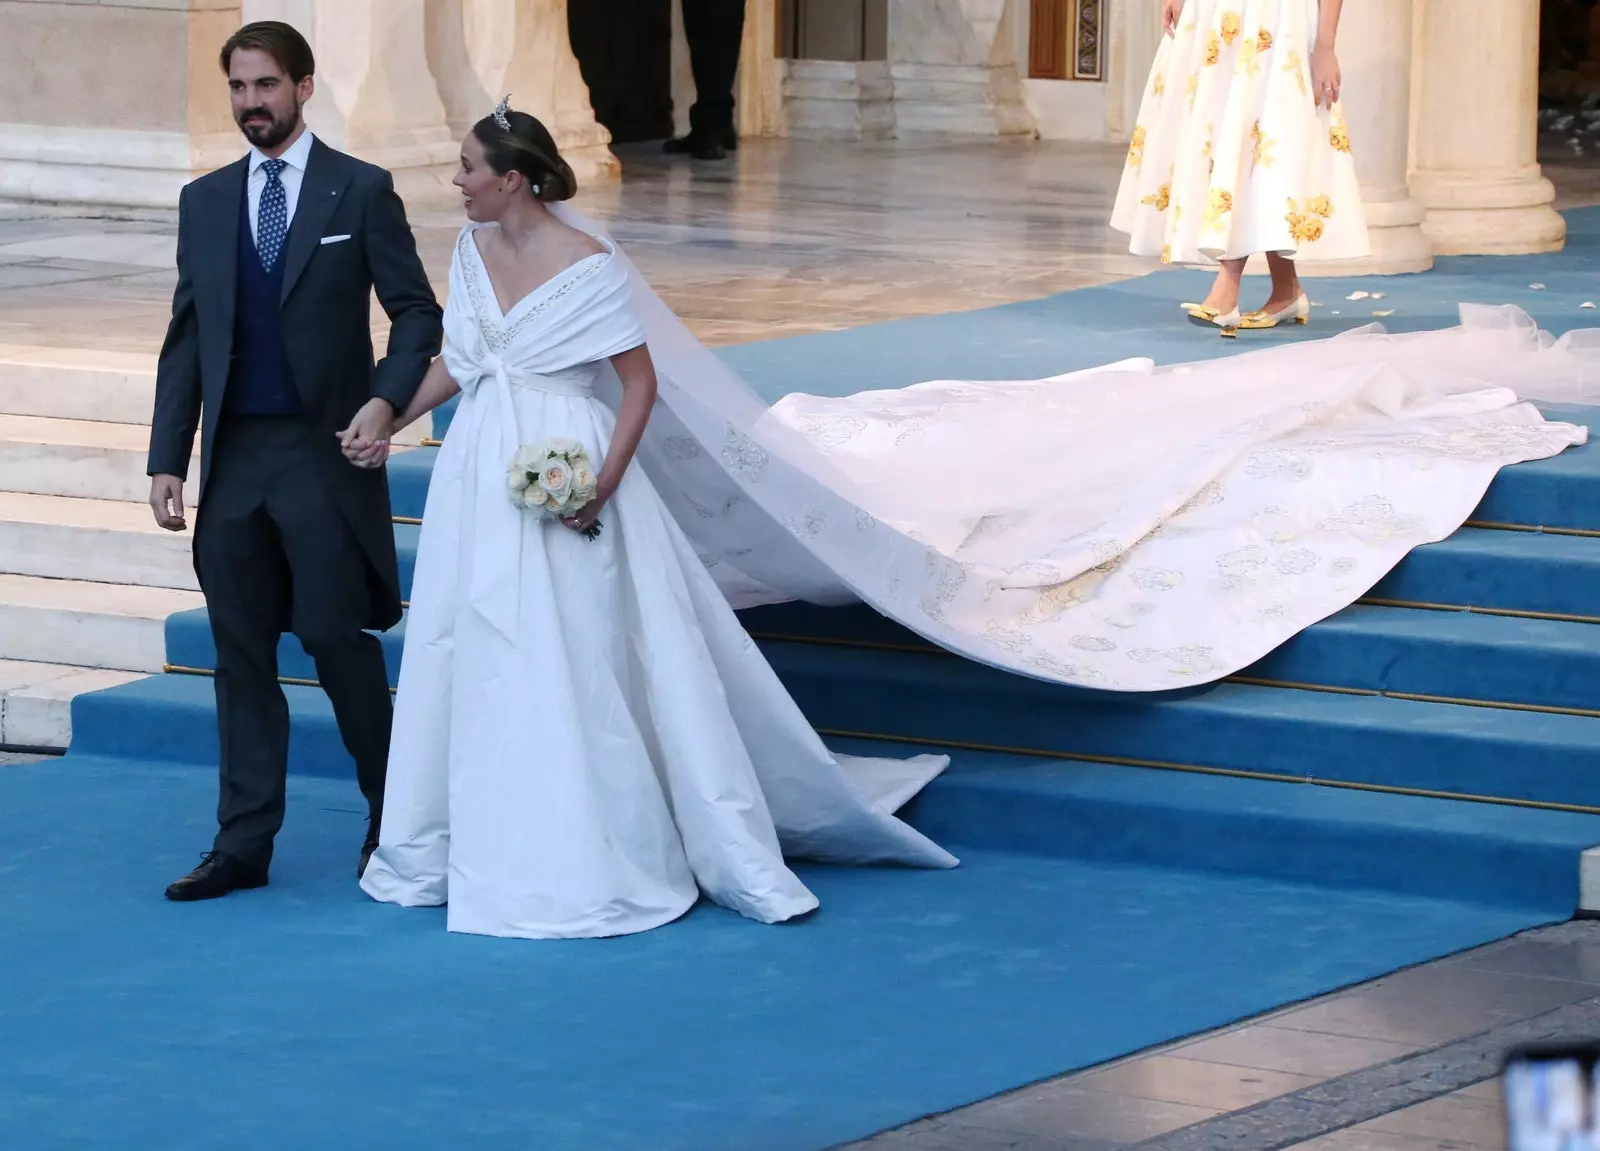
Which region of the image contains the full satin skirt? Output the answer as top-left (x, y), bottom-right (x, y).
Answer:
top-left (360, 378), bottom-right (953, 939)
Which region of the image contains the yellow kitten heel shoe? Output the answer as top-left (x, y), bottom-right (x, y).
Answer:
top-left (1239, 293), bottom-right (1310, 331)
top-left (1185, 303), bottom-right (1240, 338)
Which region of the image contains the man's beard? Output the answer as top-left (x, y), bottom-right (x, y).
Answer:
top-left (237, 102), bottom-right (301, 150)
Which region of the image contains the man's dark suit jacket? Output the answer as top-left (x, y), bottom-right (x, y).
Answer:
top-left (147, 137), bottom-right (443, 631)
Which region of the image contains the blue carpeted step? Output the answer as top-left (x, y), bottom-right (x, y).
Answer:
top-left (66, 673), bottom-right (1598, 915)
top-left (874, 741), bottom-right (1600, 914)
top-left (757, 641), bottom-right (1600, 811)
top-left (1369, 527), bottom-right (1600, 619)
top-left (386, 447), bottom-right (435, 522)
top-left (1474, 406), bottom-right (1600, 532)
top-left (1244, 604), bottom-right (1600, 710)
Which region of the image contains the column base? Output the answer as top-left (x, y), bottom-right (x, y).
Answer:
top-left (1410, 168), bottom-right (1567, 255)
top-left (781, 61), bottom-right (896, 141)
top-left (889, 63), bottom-right (1036, 137)
top-left (0, 123), bottom-right (239, 212)
top-left (1421, 202), bottom-right (1567, 255)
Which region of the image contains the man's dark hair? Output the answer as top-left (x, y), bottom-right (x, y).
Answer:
top-left (220, 21), bottom-right (315, 83)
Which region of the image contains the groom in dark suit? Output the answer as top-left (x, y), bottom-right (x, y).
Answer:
top-left (147, 21), bottom-right (442, 901)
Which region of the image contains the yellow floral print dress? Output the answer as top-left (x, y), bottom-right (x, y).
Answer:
top-left (1110, 0), bottom-right (1369, 266)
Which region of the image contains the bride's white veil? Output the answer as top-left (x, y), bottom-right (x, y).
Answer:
top-left (552, 203), bottom-right (1600, 689)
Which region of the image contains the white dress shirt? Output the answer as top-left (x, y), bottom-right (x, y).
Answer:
top-left (246, 128), bottom-right (315, 246)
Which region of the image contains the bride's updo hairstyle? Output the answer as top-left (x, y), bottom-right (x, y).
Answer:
top-left (471, 109), bottom-right (578, 203)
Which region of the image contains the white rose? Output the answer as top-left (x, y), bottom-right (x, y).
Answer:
top-left (507, 464), bottom-right (531, 493)
top-left (571, 462), bottom-right (597, 497)
top-left (538, 457), bottom-right (574, 504)
top-left (546, 436), bottom-right (582, 457)
top-left (521, 485), bottom-right (551, 510)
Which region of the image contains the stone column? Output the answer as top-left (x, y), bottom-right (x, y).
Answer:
top-left (0, 0), bottom-right (243, 212)
top-left (887, 0), bottom-right (1035, 136)
top-left (1409, 0), bottom-right (1564, 254)
top-left (284, 1), bottom-right (456, 166)
top-left (432, 0), bottom-right (617, 187)
top-left (1298, 0), bottom-right (1433, 275)
top-left (239, 0), bottom-right (457, 206)
top-left (736, 0), bottom-right (787, 138)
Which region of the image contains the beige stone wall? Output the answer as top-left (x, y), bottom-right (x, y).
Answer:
top-left (0, 0), bottom-right (237, 134)
top-left (0, 0), bottom-right (241, 208)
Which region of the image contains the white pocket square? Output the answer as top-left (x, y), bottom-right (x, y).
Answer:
top-left (319, 234), bottom-right (352, 245)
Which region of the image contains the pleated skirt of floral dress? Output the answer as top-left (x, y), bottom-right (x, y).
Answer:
top-left (1110, 0), bottom-right (1370, 266)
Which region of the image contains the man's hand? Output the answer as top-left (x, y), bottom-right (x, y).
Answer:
top-left (150, 474), bottom-right (187, 531)
top-left (1161, 0), bottom-right (1185, 36)
top-left (338, 398), bottom-right (395, 470)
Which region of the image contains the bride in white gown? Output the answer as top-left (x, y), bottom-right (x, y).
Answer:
top-left (357, 107), bottom-right (955, 939)
top-left (360, 103), bottom-right (1599, 939)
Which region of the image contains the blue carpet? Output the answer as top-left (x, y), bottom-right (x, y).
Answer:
top-left (0, 755), bottom-right (1558, 1151)
top-left (10, 210), bottom-right (1600, 1150)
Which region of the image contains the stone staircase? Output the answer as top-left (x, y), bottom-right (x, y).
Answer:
top-left (0, 343), bottom-right (426, 751)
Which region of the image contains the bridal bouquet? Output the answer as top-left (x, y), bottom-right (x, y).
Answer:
top-left (507, 438), bottom-right (603, 539)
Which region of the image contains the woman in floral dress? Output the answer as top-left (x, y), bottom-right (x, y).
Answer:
top-left (1110, 0), bottom-right (1370, 335)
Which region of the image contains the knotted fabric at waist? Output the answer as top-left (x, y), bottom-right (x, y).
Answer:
top-left (500, 365), bottom-right (597, 398)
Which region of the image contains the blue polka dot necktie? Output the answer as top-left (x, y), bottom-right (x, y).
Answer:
top-left (257, 158), bottom-right (288, 271)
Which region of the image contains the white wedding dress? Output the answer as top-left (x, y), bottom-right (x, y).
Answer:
top-left (359, 223), bottom-right (956, 939)
top-left (364, 206), bottom-right (1600, 938)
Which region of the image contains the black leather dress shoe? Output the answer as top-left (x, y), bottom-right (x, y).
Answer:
top-left (663, 133), bottom-right (728, 161)
top-left (358, 810), bottom-right (381, 878)
top-left (165, 851), bottom-right (268, 902)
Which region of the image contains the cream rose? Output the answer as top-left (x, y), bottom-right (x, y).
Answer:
top-left (520, 485), bottom-right (551, 510)
top-left (571, 462), bottom-right (597, 497)
top-left (538, 457), bottom-right (574, 504)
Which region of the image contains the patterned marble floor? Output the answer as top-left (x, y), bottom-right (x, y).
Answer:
top-left (0, 138), bottom-right (1161, 354)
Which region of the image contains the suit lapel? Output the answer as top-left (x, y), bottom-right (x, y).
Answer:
top-left (279, 138), bottom-right (350, 305)
top-left (205, 157), bottom-right (248, 338)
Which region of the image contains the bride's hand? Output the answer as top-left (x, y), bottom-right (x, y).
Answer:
top-left (339, 398), bottom-right (395, 470)
top-left (1161, 0), bottom-right (1185, 36)
top-left (562, 477), bottom-right (617, 535)
top-left (1310, 45), bottom-right (1341, 108)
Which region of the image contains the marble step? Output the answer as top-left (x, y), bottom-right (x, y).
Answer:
top-left (0, 343), bottom-right (157, 425)
top-left (0, 492), bottom-right (197, 589)
top-left (0, 413), bottom-right (198, 504)
top-left (0, 342), bottom-right (433, 443)
top-left (0, 658), bottom-right (144, 750)
top-left (0, 573), bottom-right (202, 674)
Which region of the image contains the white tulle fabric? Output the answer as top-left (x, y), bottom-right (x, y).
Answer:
top-left (359, 224), bottom-right (955, 940)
